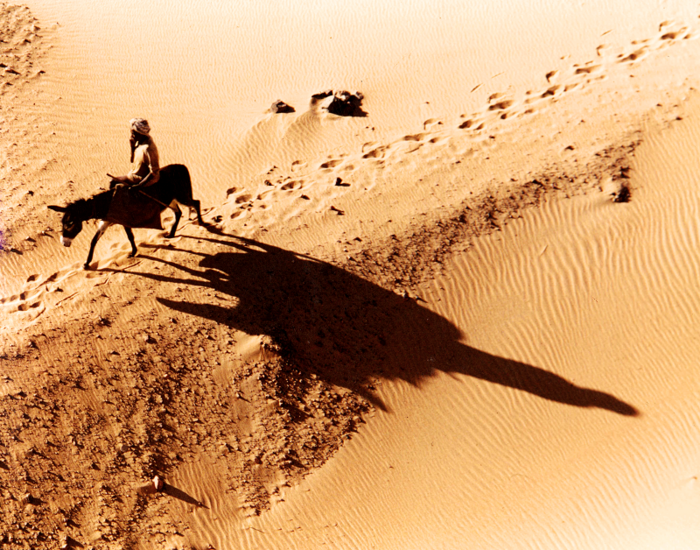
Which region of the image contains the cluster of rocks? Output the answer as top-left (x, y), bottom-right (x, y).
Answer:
top-left (270, 89), bottom-right (367, 117)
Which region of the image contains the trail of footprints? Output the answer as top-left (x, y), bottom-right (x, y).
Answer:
top-left (1, 259), bottom-right (123, 316)
top-left (223, 17), bottom-right (698, 223)
top-left (1, 207), bottom-right (212, 317)
top-left (1, 269), bottom-right (68, 315)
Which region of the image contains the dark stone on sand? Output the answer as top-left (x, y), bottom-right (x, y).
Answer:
top-left (612, 185), bottom-right (631, 203)
top-left (270, 100), bottom-right (295, 114)
top-left (311, 89), bottom-right (367, 116)
top-left (327, 90), bottom-right (367, 117)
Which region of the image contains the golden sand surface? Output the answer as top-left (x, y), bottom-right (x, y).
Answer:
top-left (2, 1), bottom-right (700, 548)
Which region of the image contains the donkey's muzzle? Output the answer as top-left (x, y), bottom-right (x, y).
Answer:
top-left (60, 235), bottom-right (73, 247)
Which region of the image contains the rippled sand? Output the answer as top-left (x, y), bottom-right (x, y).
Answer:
top-left (2, 1), bottom-right (700, 548)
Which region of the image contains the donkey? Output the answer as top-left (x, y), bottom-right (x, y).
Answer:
top-left (48, 164), bottom-right (204, 269)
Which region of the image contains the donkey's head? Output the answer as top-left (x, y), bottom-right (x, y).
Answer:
top-left (47, 201), bottom-right (87, 247)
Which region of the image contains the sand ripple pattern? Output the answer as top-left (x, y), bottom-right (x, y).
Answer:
top-left (238, 101), bottom-right (700, 550)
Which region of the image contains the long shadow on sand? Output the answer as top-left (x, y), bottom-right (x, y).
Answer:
top-left (129, 232), bottom-right (638, 417)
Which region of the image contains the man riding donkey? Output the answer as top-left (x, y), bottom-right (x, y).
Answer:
top-left (48, 117), bottom-right (204, 269)
top-left (105, 118), bottom-right (165, 230)
top-left (108, 117), bottom-right (160, 190)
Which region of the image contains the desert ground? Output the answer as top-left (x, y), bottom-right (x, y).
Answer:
top-left (3, 1), bottom-right (700, 548)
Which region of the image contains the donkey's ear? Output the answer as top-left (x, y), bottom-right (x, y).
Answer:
top-left (47, 205), bottom-right (67, 213)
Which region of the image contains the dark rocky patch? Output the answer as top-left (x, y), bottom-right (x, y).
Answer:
top-left (270, 100), bottom-right (295, 114)
top-left (327, 90), bottom-right (367, 117)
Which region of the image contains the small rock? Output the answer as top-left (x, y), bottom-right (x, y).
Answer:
top-left (153, 475), bottom-right (164, 492)
top-left (270, 100), bottom-right (295, 114)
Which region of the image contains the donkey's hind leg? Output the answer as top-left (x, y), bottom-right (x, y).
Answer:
top-left (190, 199), bottom-right (204, 225)
top-left (84, 221), bottom-right (112, 269)
top-left (124, 226), bottom-right (137, 257)
top-left (167, 203), bottom-right (182, 238)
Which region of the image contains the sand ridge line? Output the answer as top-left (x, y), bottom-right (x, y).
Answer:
top-left (211, 16), bottom-right (697, 244)
top-left (335, 138), bottom-right (640, 295)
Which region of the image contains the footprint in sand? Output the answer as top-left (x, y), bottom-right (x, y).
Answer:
top-left (235, 194), bottom-right (252, 204)
top-left (618, 46), bottom-right (648, 63)
top-left (662, 30), bottom-right (692, 40)
top-left (541, 85), bottom-right (561, 98)
top-left (403, 133), bottom-right (428, 142)
top-left (16, 301), bottom-right (41, 312)
top-left (423, 118), bottom-right (442, 130)
top-left (487, 99), bottom-right (514, 111)
top-left (4, 285), bottom-right (43, 308)
top-left (361, 141), bottom-right (378, 152)
top-left (320, 159), bottom-right (343, 169)
top-left (486, 97), bottom-right (516, 121)
top-left (362, 145), bottom-right (389, 159)
top-left (573, 63), bottom-right (601, 75)
top-left (280, 180), bottom-right (302, 191)
top-left (659, 25), bottom-right (689, 41)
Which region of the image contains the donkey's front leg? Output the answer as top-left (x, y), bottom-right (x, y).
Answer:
top-left (167, 204), bottom-right (182, 238)
top-left (124, 226), bottom-right (137, 257)
top-left (84, 221), bottom-right (112, 269)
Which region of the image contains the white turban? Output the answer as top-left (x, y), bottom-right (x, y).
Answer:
top-left (130, 118), bottom-right (151, 135)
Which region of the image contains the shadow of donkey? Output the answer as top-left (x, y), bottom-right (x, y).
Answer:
top-left (137, 233), bottom-right (638, 417)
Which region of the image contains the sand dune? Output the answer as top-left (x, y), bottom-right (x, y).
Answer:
top-left (3, 1), bottom-right (700, 548)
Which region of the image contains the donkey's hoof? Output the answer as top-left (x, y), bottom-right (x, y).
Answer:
top-left (83, 263), bottom-right (92, 270)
